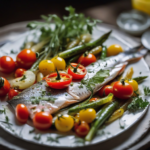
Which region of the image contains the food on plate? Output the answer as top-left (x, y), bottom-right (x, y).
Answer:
top-left (107, 44), bottom-right (123, 56)
top-left (16, 49), bottom-right (37, 69)
top-left (33, 112), bottom-right (53, 130)
top-left (16, 104), bottom-right (29, 123)
top-left (0, 77), bottom-right (10, 96)
top-left (0, 6), bottom-right (149, 143)
top-left (0, 56), bottom-right (15, 73)
top-left (77, 52), bottom-right (96, 66)
top-left (8, 89), bottom-right (19, 100)
top-left (67, 63), bottom-right (87, 80)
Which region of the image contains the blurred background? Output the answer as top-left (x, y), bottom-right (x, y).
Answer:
top-left (0, 0), bottom-right (131, 27)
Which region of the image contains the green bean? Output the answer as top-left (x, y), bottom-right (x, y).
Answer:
top-left (100, 45), bottom-right (107, 59)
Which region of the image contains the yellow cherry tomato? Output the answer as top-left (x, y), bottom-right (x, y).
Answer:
top-left (107, 44), bottom-right (123, 56)
top-left (79, 108), bottom-right (96, 123)
top-left (39, 60), bottom-right (55, 76)
top-left (55, 114), bottom-right (74, 132)
top-left (51, 56), bottom-right (66, 70)
top-left (125, 79), bottom-right (138, 92)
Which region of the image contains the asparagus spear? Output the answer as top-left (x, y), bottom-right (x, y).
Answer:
top-left (58, 31), bottom-right (112, 59)
top-left (68, 93), bottom-right (113, 115)
top-left (85, 101), bottom-right (119, 141)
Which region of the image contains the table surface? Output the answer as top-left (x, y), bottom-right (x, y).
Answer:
top-left (0, 0), bottom-right (150, 149)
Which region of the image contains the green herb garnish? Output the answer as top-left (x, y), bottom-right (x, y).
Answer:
top-left (143, 86), bottom-right (150, 96)
top-left (34, 134), bottom-right (41, 141)
top-left (127, 97), bottom-right (149, 112)
top-left (19, 75), bottom-right (26, 81)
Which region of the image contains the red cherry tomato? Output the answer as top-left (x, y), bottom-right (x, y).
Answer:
top-left (15, 68), bottom-right (26, 78)
top-left (8, 89), bottom-right (19, 100)
top-left (16, 49), bottom-right (36, 69)
top-left (46, 72), bottom-right (72, 89)
top-left (0, 77), bottom-right (10, 96)
top-left (75, 121), bottom-right (90, 137)
top-left (89, 98), bottom-right (98, 102)
top-left (0, 56), bottom-right (15, 73)
top-left (16, 104), bottom-right (29, 123)
top-left (77, 53), bottom-right (96, 66)
top-left (98, 85), bottom-right (113, 97)
top-left (67, 63), bottom-right (87, 80)
top-left (113, 80), bottom-right (133, 100)
top-left (33, 112), bottom-right (53, 130)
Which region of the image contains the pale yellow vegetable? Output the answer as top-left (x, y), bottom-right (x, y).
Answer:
top-left (124, 67), bottom-right (134, 79)
top-left (36, 72), bottom-right (44, 82)
top-left (89, 46), bottom-right (102, 55)
top-left (67, 39), bottom-right (80, 49)
top-left (25, 41), bottom-right (35, 49)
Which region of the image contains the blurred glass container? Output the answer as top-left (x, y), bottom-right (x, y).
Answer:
top-left (117, 10), bottom-right (150, 35)
top-left (132, 0), bottom-right (150, 15)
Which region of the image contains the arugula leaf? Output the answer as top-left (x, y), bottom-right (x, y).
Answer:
top-left (127, 97), bottom-right (149, 112)
top-left (143, 86), bottom-right (150, 96)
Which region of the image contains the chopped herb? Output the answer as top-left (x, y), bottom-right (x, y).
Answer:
top-left (91, 63), bottom-right (94, 67)
top-left (87, 69), bottom-right (94, 73)
top-left (127, 97), bottom-right (149, 112)
top-left (139, 72), bottom-right (142, 74)
top-left (0, 108), bottom-right (6, 114)
top-left (34, 134), bottom-right (41, 141)
top-left (29, 129), bottom-right (35, 134)
top-left (5, 116), bottom-right (9, 122)
top-left (10, 49), bottom-right (18, 54)
top-left (47, 135), bottom-right (64, 143)
top-left (71, 82), bottom-right (74, 86)
top-left (143, 86), bottom-right (150, 96)
top-left (65, 94), bottom-right (68, 96)
top-left (74, 138), bottom-right (85, 144)
top-left (104, 63), bottom-right (107, 67)
top-left (19, 75), bottom-right (26, 81)
top-left (78, 84), bottom-right (83, 89)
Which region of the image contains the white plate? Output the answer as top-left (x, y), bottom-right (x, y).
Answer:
top-left (0, 25), bottom-right (150, 148)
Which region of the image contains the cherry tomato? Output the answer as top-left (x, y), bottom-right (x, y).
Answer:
top-left (16, 49), bottom-right (36, 69)
top-left (8, 89), bottom-right (19, 100)
top-left (0, 56), bottom-right (15, 73)
top-left (33, 112), bottom-right (53, 130)
top-left (75, 121), bottom-right (90, 137)
top-left (16, 104), bottom-right (29, 123)
top-left (89, 98), bottom-right (98, 102)
top-left (39, 60), bottom-right (55, 76)
top-left (67, 63), bottom-right (87, 80)
top-left (98, 85), bottom-right (113, 97)
top-left (107, 44), bottom-right (123, 56)
top-left (125, 79), bottom-right (138, 92)
top-left (79, 108), bottom-right (96, 123)
top-left (0, 77), bottom-right (10, 96)
top-left (46, 72), bottom-right (72, 89)
top-left (113, 80), bottom-right (133, 100)
top-left (77, 53), bottom-right (96, 66)
top-left (51, 56), bottom-right (66, 70)
top-left (55, 114), bottom-right (74, 132)
top-left (15, 68), bottom-right (26, 78)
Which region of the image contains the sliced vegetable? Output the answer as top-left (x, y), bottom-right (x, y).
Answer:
top-left (16, 104), bottom-right (29, 123)
top-left (8, 89), bottom-right (19, 100)
top-left (0, 56), bottom-right (15, 73)
top-left (113, 79), bottom-right (133, 100)
top-left (15, 68), bottom-right (26, 78)
top-left (68, 63), bottom-right (87, 80)
top-left (100, 46), bottom-right (107, 59)
top-left (79, 108), bottom-right (96, 123)
top-left (51, 56), bottom-right (66, 70)
top-left (0, 77), bottom-right (10, 96)
top-left (36, 72), bottom-right (44, 82)
top-left (16, 49), bottom-right (37, 69)
top-left (68, 93), bottom-right (113, 115)
top-left (105, 108), bottom-right (124, 124)
top-left (55, 114), bottom-right (74, 132)
top-left (75, 121), bottom-right (90, 137)
top-left (46, 70), bottom-right (72, 89)
top-left (39, 60), bottom-right (55, 76)
top-left (33, 112), bottom-right (53, 130)
top-left (85, 101), bottom-right (119, 141)
top-left (77, 52), bottom-right (96, 66)
top-left (107, 44), bottom-right (123, 56)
